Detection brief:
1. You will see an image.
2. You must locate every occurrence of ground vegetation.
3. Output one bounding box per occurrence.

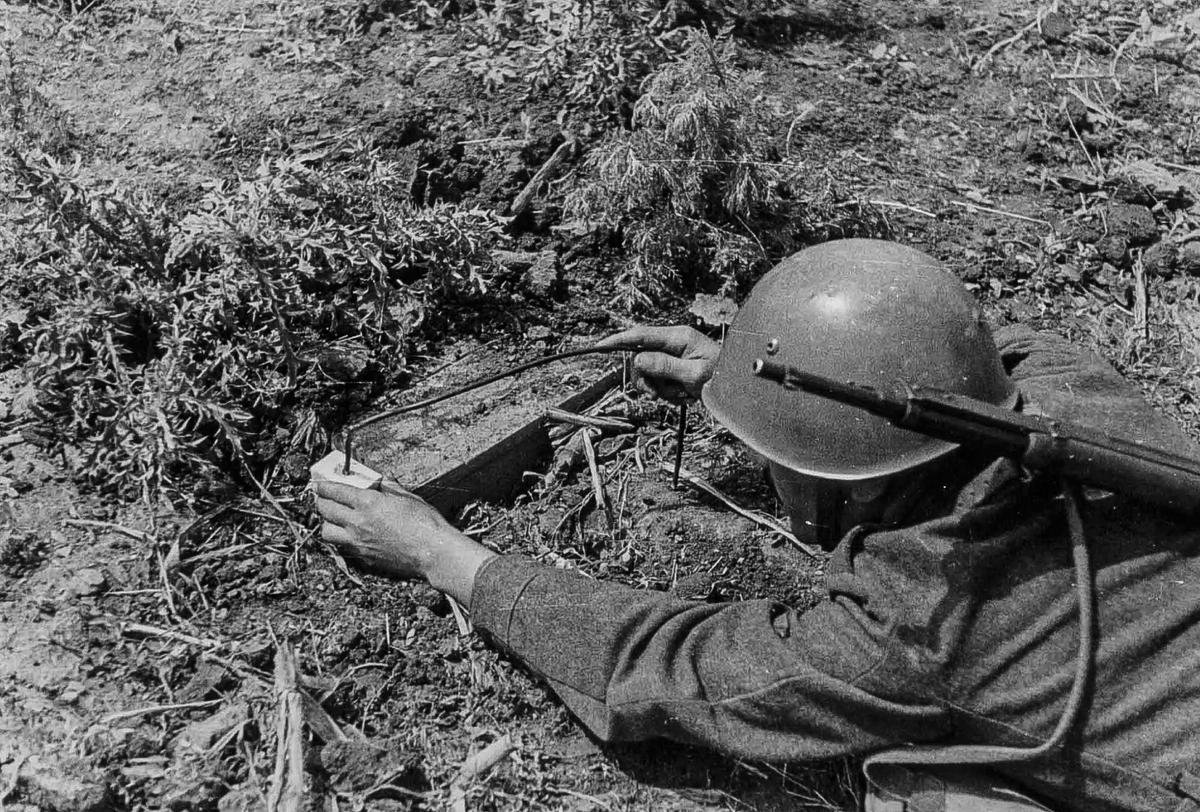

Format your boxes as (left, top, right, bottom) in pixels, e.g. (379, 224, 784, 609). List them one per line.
(0, 0, 1198, 809)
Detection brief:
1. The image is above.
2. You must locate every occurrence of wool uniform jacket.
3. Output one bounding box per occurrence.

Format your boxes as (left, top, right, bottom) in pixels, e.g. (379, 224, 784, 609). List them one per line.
(469, 326, 1200, 812)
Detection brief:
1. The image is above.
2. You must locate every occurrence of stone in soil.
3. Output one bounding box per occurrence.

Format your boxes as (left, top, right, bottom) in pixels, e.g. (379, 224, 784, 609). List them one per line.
(319, 738, 424, 793)
(171, 701, 249, 754)
(1040, 11, 1073, 42)
(525, 250, 560, 297)
(1180, 242, 1200, 276)
(13, 754, 112, 812)
(66, 567, 108, 598)
(1143, 241, 1177, 276)
(1095, 234, 1128, 265)
(1105, 203, 1158, 246)
(216, 783, 263, 812)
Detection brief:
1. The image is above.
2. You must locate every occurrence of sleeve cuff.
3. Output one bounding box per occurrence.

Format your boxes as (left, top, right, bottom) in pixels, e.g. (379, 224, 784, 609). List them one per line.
(469, 554, 543, 645)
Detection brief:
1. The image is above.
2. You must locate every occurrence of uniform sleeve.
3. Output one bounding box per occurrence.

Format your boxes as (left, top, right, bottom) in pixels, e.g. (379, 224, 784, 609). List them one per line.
(470, 554, 950, 761)
(993, 324, 1200, 451)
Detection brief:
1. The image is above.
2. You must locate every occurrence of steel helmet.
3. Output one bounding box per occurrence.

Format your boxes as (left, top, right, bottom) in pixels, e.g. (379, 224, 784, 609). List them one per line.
(702, 239, 1017, 480)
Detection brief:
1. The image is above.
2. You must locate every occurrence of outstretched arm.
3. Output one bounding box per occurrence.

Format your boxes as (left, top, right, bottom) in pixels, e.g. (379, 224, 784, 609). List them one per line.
(468, 554, 949, 760)
(314, 479, 949, 761)
(315, 480, 496, 605)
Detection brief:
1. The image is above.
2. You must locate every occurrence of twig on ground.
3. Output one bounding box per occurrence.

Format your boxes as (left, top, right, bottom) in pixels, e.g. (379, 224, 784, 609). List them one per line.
(659, 462, 821, 558)
(64, 519, 155, 544)
(100, 698, 222, 726)
(545, 408, 634, 433)
(300, 693, 349, 744)
(447, 597, 473, 637)
(972, 5, 1052, 73)
(547, 786, 614, 810)
(232, 508, 289, 524)
(449, 736, 516, 812)
(180, 18, 276, 34)
(116, 621, 220, 649)
(459, 136, 526, 148)
(267, 643, 308, 811)
(950, 199, 1052, 226)
(1133, 256, 1149, 339)
(177, 543, 257, 569)
(581, 430, 613, 530)
(1065, 108, 1102, 174)
(113, 620, 344, 739)
(510, 138, 575, 217)
(1051, 72, 1116, 81)
(869, 200, 937, 218)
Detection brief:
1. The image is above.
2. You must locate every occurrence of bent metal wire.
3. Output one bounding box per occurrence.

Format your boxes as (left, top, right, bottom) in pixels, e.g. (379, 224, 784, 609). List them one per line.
(339, 344, 690, 489)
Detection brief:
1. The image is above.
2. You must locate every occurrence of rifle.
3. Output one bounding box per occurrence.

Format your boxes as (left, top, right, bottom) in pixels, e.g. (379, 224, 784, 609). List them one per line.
(752, 359, 1200, 515)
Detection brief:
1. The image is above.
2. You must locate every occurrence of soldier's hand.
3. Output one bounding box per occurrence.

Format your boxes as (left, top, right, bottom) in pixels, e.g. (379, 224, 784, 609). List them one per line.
(314, 481, 495, 603)
(598, 325, 720, 403)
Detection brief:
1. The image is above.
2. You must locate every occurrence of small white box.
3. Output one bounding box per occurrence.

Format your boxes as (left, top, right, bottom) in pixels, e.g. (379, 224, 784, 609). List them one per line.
(309, 451, 383, 491)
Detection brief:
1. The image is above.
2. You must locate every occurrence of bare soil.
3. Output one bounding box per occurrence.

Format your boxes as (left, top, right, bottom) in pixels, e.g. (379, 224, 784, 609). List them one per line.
(2, 1, 1199, 810)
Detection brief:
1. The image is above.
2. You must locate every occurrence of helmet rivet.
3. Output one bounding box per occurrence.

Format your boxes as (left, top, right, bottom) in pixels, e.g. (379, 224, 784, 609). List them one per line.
(765, 338, 780, 355)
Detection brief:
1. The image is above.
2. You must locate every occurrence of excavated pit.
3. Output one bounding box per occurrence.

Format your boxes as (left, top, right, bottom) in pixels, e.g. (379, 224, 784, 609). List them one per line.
(351, 339, 623, 514)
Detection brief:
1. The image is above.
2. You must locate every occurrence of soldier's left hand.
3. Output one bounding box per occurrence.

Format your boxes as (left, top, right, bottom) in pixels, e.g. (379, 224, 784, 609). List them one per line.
(314, 481, 467, 581)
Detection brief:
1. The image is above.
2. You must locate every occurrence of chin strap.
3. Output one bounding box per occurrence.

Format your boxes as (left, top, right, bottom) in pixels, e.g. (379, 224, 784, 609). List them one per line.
(862, 477, 1095, 794)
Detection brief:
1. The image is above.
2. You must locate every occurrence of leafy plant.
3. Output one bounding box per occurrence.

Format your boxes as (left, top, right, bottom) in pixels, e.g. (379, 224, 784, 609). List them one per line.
(1, 145, 505, 503)
(462, 0, 686, 121)
(566, 30, 885, 310)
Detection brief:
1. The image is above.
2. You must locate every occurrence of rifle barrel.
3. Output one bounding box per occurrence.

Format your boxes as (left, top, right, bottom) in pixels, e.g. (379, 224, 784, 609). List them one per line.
(752, 359, 1200, 515)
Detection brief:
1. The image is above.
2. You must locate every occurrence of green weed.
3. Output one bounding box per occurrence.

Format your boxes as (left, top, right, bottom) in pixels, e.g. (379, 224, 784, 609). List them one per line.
(1, 145, 505, 503)
(566, 30, 885, 310)
(462, 0, 686, 121)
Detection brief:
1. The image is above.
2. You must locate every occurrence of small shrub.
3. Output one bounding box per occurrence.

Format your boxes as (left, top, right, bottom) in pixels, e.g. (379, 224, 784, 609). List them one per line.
(0, 532, 49, 579)
(566, 30, 885, 310)
(462, 0, 686, 121)
(1, 145, 505, 503)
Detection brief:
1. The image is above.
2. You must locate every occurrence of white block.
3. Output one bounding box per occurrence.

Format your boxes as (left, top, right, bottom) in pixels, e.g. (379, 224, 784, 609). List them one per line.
(309, 451, 383, 491)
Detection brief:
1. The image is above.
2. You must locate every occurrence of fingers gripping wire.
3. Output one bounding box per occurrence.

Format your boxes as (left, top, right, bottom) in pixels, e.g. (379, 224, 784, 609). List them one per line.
(862, 477, 1096, 787)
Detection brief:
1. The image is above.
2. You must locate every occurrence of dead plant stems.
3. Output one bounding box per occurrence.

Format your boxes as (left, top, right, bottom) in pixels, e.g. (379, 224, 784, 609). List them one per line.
(581, 429, 613, 530)
(100, 698, 222, 726)
(660, 462, 821, 558)
(448, 597, 473, 637)
(949, 199, 1052, 227)
(253, 266, 299, 389)
(64, 519, 156, 544)
(117, 620, 221, 649)
(449, 735, 516, 812)
(869, 200, 937, 218)
(510, 138, 575, 217)
(973, 4, 1053, 73)
(1133, 256, 1149, 339)
(545, 407, 634, 433)
(267, 643, 308, 810)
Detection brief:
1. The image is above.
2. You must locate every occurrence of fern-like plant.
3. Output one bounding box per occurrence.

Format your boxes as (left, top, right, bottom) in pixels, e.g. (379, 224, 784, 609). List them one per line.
(567, 30, 884, 310)
(2, 145, 505, 503)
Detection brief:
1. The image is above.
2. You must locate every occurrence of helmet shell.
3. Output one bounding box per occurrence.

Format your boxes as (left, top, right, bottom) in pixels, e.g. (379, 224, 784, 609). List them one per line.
(701, 239, 1016, 480)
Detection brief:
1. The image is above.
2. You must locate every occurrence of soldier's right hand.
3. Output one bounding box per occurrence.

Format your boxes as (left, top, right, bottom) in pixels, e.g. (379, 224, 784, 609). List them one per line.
(597, 325, 720, 403)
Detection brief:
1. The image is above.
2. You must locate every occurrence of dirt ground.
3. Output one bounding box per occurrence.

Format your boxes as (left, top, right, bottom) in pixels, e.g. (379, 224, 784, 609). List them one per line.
(2, 0, 1199, 810)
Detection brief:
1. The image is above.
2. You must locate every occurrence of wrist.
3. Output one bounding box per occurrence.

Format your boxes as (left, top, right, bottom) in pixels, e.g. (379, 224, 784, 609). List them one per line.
(425, 532, 498, 606)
